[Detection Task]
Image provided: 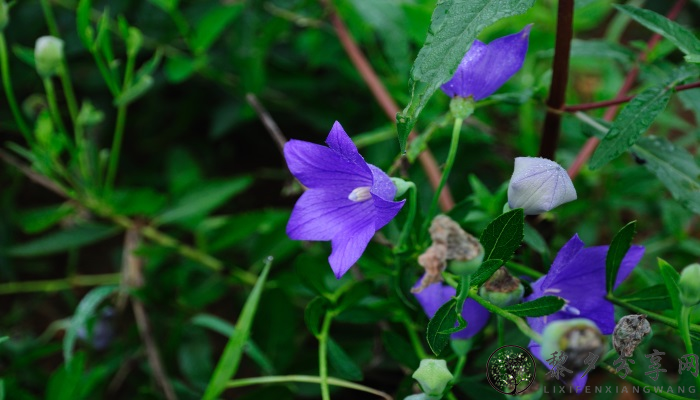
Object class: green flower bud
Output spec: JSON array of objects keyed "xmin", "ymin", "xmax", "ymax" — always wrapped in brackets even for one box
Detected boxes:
[
  {"xmin": 0, "ymin": 1, "xmax": 9, "ymax": 31},
  {"xmin": 448, "ymin": 245, "xmax": 483, "ymax": 276},
  {"xmin": 412, "ymin": 359, "xmax": 453, "ymax": 399},
  {"xmin": 391, "ymin": 177, "xmax": 412, "ymax": 198},
  {"xmin": 479, "ymin": 267, "xmax": 524, "ymax": 307},
  {"xmin": 404, "ymin": 394, "xmax": 428, "ymax": 400},
  {"xmin": 34, "ymin": 36, "xmax": 64, "ymax": 78},
  {"xmin": 540, "ymin": 318, "xmax": 605, "ymax": 372},
  {"xmin": 679, "ymin": 263, "xmax": 700, "ymax": 307},
  {"xmin": 449, "ymin": 96, "xmax": 475, "ymax": 120}
]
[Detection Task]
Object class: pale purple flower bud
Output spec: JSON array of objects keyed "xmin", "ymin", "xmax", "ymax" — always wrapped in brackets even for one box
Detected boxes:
[{"xmin": 508, "ymin": 157, "xmax": 577, "ymax": 215}]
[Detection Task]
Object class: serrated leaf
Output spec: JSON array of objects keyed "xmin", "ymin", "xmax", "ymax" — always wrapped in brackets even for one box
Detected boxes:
[
  {"xmin": 480, "ymin": 208, "xmax": 524, "ymax": 262},
  {"xmin": 618, "ymin": 284, "xmax": 671, "ymax": 310},
  {"xmin": 606, "ymin": 221, "xmax": 637, "ymax": 294},
  {"xmin": 634, "ymin": 136, "xmax": 700, "ymax": 214},
  {"xmin": 471, "ymin": 259, "xmax": 504, "ymax": 288},
  {"xmin": 590, "ymin": 85, "xmax": 671, "ymax": 169},
  {"xmin": 64, "ymin": 286, "xmax": 118, "ymax": 363},
  {"xmin": 502, "ymin": 296, "xmax": 564, "ymax": 317},
  {"xmin": 659, "ymin": 258, "xmax": 682, "ymax": 316},
  {"xmin": 7, "ymin": 224, "xmax": 120, "ymax": 257},
  {"xmin": 396, "ymin": 0, "xmax": 536, "ymax": 151},
  {"xmin": 615, "ymin": 5, "xmax": 700, "ymax": 55},
  {"xmin": 304, "ymin": 296, "xmax": 329, "ymax": 337},
  {"xmin": 426, "ymin": 299, "xmax": 457, "ymax": 355},
  {"xmin": 327, "ymin": 339, "xmax": 364, "ymax": 381}
]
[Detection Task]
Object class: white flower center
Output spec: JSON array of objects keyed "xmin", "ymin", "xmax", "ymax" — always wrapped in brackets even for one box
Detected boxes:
[{"xmin": 348, "ymin": 186, "xmax": 372, "ymax": 202}]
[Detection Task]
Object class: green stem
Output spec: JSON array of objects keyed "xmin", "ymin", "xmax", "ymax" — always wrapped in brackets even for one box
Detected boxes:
[
  {"xmin": 469, "ymin": 290, "xmax": 542, "ymax": 343},
  {"xmin": 43, "ymin": 77, "xmax": 68, "ymax": 135},
  {"xmin": 679, "ymin": 306, "xmax": 700, "ymax": 392},
  {"xmin": 506, "ymin": 261, "xmax": 544, "ymax": 279},
  {"xmin": 0, "ymin": 33, "xmax": 31, "ymax": 141},
  {"xmin": 0, "ymin": 273, "xmax": 121, "ymax": 295},
  {"xmin": 422, "ymin": 117, "xmax": 463, "ymax": 236},
  {"xmin": 608, "ymin": 295, "xmax": 700, "ymax": 333},
  {"xmin": 394, "ymin": 182, "xmax": 417, "ymax": 254},
  {"xmin": 104, "ymin": 52, "xmax": 136, "ymax": 191},
  {"xmin": 497, "ymin": 316, "xmax": 505, "ymax": 347},
  {"xmin": 402, "ymin": 315, "xmax": 429, "ymax": 360},
  {"xmin": 226, "ymin": 375, "xmax": 392, "ymax": 400},
  {"xmin": 452, "ymin": 354, "xmax": 467, "ymax": 383},
  {"xmin": 602, "ymin": 364, "xmax": 694, "ymax": 400},
  {"xmin": 318, "ymin": 312, "xmax": 333, "ymax": 400}
]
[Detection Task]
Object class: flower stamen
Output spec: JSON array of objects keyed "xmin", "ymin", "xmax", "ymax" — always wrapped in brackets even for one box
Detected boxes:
[{"xmin": 348, "ymin": 186, "xmax": 372, "ymax": 202}]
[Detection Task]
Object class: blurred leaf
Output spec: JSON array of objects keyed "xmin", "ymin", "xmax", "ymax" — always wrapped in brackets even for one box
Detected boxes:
[
  {"xmin": 471, "ymin": 259, "xmax": 504, "ymax": 288},
  {"xmin": 426, "ymin": 299, "xmax": 457, "ymax": 355},
  {"xmin": 618, "ymin": 284, "xmax": 671, "ymax": 310},
  {"xmin": 540, "ymin": 39, "xmax": 635, "ymax": 63},
  {"xmin": 148, "ymin": 0, "xmax": 178, "ymax": 12},
  {"xmin": 659, "ymin": 258, "xmax": 682, "ymax": 317},
  {"xmin": 156, "ymin": 177, "xmax": 253, "ymax": 225},
  {"xmin": 327, "ymin": 338, "xmax": 363, "ymax": 381},
  {"xmin": 635, "ymin": 136, "xmax": 700, "ymax": 214},
  {"xmin": 198, "ymin": 209, "xmax": 290, "ymax": 252},
  {"xmin": 523, "ymin": 223, "xmax": 548, "ymax": 255},
  {"xmin": 480, "ymin": 208, "xmax": 524, "ymax": 262},
  {"xmin": 7, "ymin": 224, "xmax": 120, "ymax": 257},
  {"xmin": 47, "ymin": 353, "xmax": 86, "ymax": 400},
  {"xmin": 15, "ymin": 204, "xmax": 75, "ymax": 234},
  {"xmin": 304, "ymin": 296, "xmax": 329, "ymax": 337},
  {"xmin": 502, "ymin": 296, "xmax": 564, "ymax": 317},
  {"xmin": 11, "ymin": 45, "xmax": 35, "ymax": 68},
  {"xmin": 108, "ymin": 187, "xmax": 166, "ymax": 216},
  {"xmin": 606, "ymin": 221, "xmax": 637, "ymax": 294},
  {"xmin": 178, "ymin": 327, "xmax": 214, "ymax": 388},
  {"xmin": 382, "ymin": 331, "xmax": 419, "ymax": 369},
  {"xmin": 164, "ymin": 55, "xmax": 199, "ymax": 83},
  {"xmin": 203, "ymin": 258, "xmax": 272, "ymax": 400},
  {"xmin": 190, "ymin": 5, "xmax": 244, "ymax": 53},
  {"xmin": 336, "ymin": 281, "xmax": 373, "ymax": 313},
  {"xmin": 167, "ymin": 147, "xmax": 203, "ymax": 195},
  {"xmin": 64, "ymin": 286, "xmax": 117, "ymax": 363},
  {"xmin": 615, "ymin": 5, "xmax": 700, "ymax": 55},
  {"xmin": 191, "ymin": 314, "xmax": 275, "ymax": 375},
  {"xmin": 294, "ymin": 253, "xmax": 339, "ymax": 297},
  {"xmin": 396, "ymin": 0, "xmax": 536, "ymax": 151},
  {"xmin": 590, "ymin": 85, "xmax": 672, "ymax": 169},
  {"xmin": 114, "ymin": 75, "xmax": 154, "ymax": 106}
]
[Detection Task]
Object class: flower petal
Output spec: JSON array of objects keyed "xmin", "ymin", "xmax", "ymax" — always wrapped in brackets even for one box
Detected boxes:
[
  {"xmin": 369, "ymin": 164, "xmax": 397, "ymax": 201},
  {"xmin": 372, "ymin": 194, "xmax": 405, "ymax": 231},
  {"xmin": 287, "ymin": 189, "xmax": 366, "ymax": 241},
  {"xmin": 284, "ymin": 139, "xmax": 372, "ymax": 190},
  {"xmin": 328, "ymin": 202, "xmax": 376, "ymax": 278},
  {"xmin": 441, "ymin": 25, "xmax": 531, "ymax": 100},
  {"xmin": 325, "ymin": 121, "xmax": 368, "ymax": 168}
]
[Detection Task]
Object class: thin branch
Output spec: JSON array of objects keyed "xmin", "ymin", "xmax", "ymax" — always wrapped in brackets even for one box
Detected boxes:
[
  {"xmin": 567, "ymin": 0, "xmax": 688, "ymax": 179},
  {"xmin": 539, "ymin": 0, "xmax": 575, "ymax": 160},
  {"xmin": 563, "ymin": 81, "xmax": 700, "ymax": 112},
  {"xmin": 246, "ymin": 93, "xmax": 288, "ymax": 156},
  {"xmin": 319, "ymin": 0, "xmax": 454, "ymax": 211}
]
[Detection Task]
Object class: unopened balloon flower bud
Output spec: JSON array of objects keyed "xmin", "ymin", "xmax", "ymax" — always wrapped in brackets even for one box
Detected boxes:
[
  {"xmin": 34, "ymin": 36, "xmax": 64, "ymax": 78},
  {"xmin": 479, "ymin": 267, "xmax": 524, "ymax": 307},
  {"xmin": 508, "ymin": 157, "xmax": 576, "ymax": 215},
  {"xmin": 541, "ymin": 318, "xmax": 605, "ymax": 372},
  {"xmin": 0, "ymin": 1, "xmax": 8, "ymax": 31},
  {"xmin": 391, "ymin": 177, "xmax": 413, "ymax": 198},
  {"xmin": 679, "ymin": 263, "xmax": 700, "ymax": 307},
  {"xmin": 412, "ymin": 359, "xmax": 453, "ymax": 399},
  {"xmin": 613, "ymin": 314, "xmax": 651, "ymax": 357}
]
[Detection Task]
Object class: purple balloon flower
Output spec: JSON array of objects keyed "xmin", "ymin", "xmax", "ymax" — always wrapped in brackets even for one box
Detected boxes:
[
  {"xmin": 284, "ymin": 121, "xmax": 405, "ymax": 278},
  {"xmin": 413, "ymin": 276, "xmax": 490, "ymax": 339},
  {"xmin": 441, "ymin": 25, "xmax": 531, "ymax": 100},
  {"xmin": 526, "ymin": 234, "xmax": 644, "ymax": 389}
]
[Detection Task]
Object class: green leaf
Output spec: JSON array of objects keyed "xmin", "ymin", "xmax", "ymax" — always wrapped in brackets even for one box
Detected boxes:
[
  {"xmin": 304, "ymin": 296, "xmax": 330, "ymax": 337},
  {"xmin": 113, "ymin": 75, "xmax": 154, "ymax": 106},
  {"xmin": 539, "ymin": 39, "xmax": 635, "ymax": 64},
  {"xmin": 502, "ymin": 296, "xmax": 564, "ymax": 317},
  {"xmin": 156, "ymin": 177, "xmax": 253, "ymax": 225},
  {"xmin": 685, "ymin": 54, "xmax": 700, "ymax": 63},
  {"xmin": 471, "ymin": 259, "xmax": 504, "ymax": 288},
  {"xmin": 47, "ymin": 353, "xmax": 86, "ymax": 400},
  {"xmin": 190, "ymin": 313, "xmax": 275, "ymax": 375},
  {"xmin": 523, "ymin": 223, "xmax": 548, "ymax": 255},
  {"xmin": 618, "ymin": 284, "xmax": 671, "ymax": 310},
  {"xmin": 590, "ymin": 84, "xmax": 672, "ymax": 169},
  {"xmin": 480, "ymin": 208, "xmax": 524, "ymax": 262},
  {"xmin": 659, "ymin": 258, "xmax": 682, "ymax": 316},
  {"xmin": 203, "ymin": 257, "xmax": 273, "ymax": 400},
  {"xmin": 634, "ymin": 136, "xmax": 700, "ymax": 214},
  {"xmin": 615, "ymin": 5, "xmax": 700, "ymax": 55},
  {"xmin": 382, "ymin": 331, "xmax": 420, "ymax": 369},
  {"xmin": 15, "ymin": 204, "xmax": 75, "ymax": 234},
  {"xmin": 396, "ymin": 0, "xmax": 536, "ymax": 151},
  {"xmin": 336, "ymin": 281, "xmax": 373, "ymax": 313},
  {"xmin": 63, "ymin": 286, "xmax": 117, "ymax": 363},
  {"xmin": 190, "ymin": 5, "xmax": 244, "ymax": 53},
  {"xmin": 426, "ymin": 299, "xmax": 457, "ymax": 355},
  {"xmin": 327, "ymin": 338, "xmax": 364, "ymax": 381},
  {"xmin": 606, "ymin": 221, "xmax": 637, "ymax": 294},
  {"xmin": 164, "ymin": 55, "xmax": 199, "ymax": 83},
  {"xmin": 7, "ymin": 223, "xmax": 120, "ymax": 257}
]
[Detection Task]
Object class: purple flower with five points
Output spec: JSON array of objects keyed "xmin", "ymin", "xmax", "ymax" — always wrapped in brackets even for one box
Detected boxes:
[
  {"xmin": 526, "ymin": 234, "xmax": 644, "ymax": 388},
  {"xmin": 413, "ymin": 277, "xmax": 490, "ymax": 339},
  {"xmin": 284, "ymin": 122, "xmax": 405, "ymax": 278},
  {"xmin": 441, "ymin": 25, "xmax": 531, "ymax": 100}
]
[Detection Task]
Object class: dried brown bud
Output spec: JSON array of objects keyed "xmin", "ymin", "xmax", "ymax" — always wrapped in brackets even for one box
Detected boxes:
[
  {"xmin": 479, "ymin": 267, "xmax": 524, "ymax": 307},
  {"xmin": 613, "ymin": 314, "xmax": 651, "ymax": 357}
]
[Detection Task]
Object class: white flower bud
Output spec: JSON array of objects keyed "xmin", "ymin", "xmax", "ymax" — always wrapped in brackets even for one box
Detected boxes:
[
  {"xmin": 507, "ymin": 157, "xmax": 577, "ymax": 215},
  {"xmin": 34, "ymin": 36, "xmax": 64, "ymax": 78}
]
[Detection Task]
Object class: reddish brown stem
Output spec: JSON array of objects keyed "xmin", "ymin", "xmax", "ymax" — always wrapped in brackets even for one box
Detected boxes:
[
  {"xmin": 539, "ymin": 0, "xmax": 575, "ymax": 160},
  {"xmin": 567, "ymin": 0, "xmax": 688, "ymax": 179},
  {"xmin": 564, "ymin": 81, "xmax": 700, "ymax": 112},
  {"xmin": 322, "ymin": 0, "xmax": 454, "ymax": 211}
]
